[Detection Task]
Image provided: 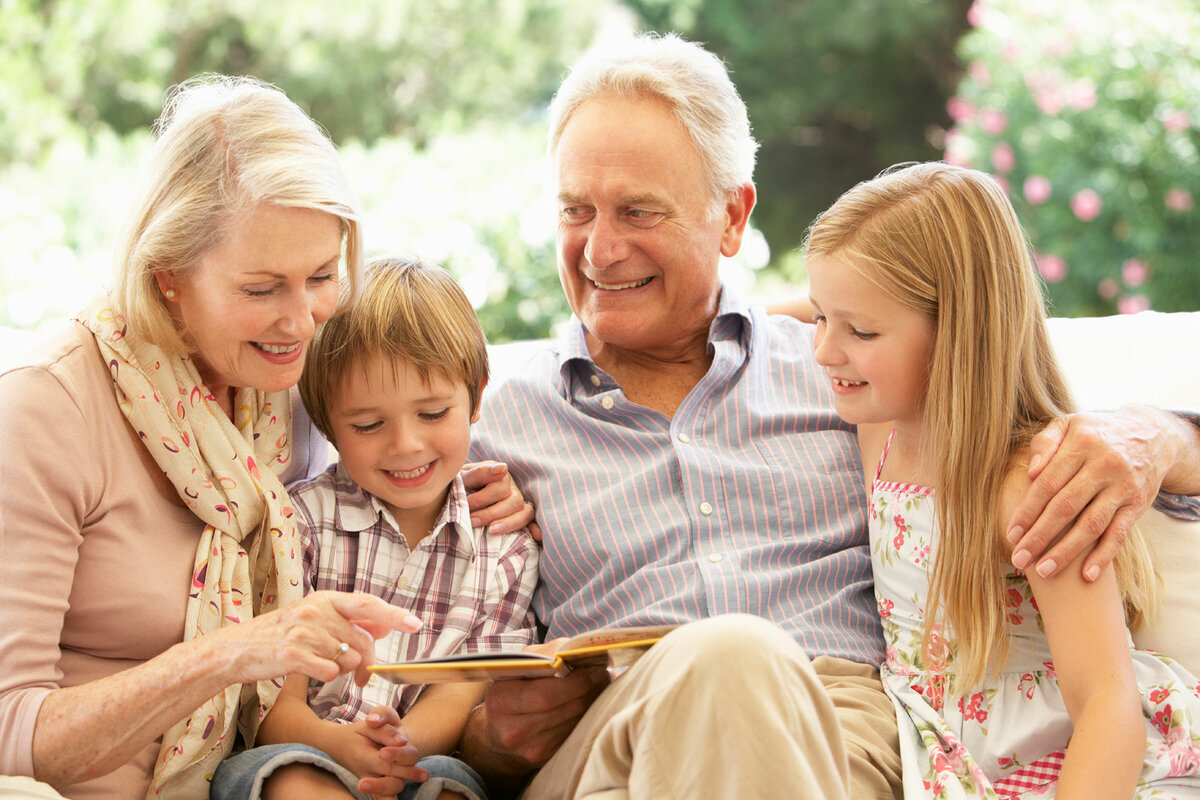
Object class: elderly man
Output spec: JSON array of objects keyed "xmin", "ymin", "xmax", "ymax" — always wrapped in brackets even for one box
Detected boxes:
[{"xmin": 463, "ymin": 33, "xmax": 1200, "ymax": 799}]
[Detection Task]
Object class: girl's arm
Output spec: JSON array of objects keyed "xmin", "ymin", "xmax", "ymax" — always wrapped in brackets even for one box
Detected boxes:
[
  {"xmin": 1001, "ymin": 470, "xmax": 1144, "ymax": 800},
  {"xmin": 765, "ymin": 294, "xmax": 817, "ymax": 324}
]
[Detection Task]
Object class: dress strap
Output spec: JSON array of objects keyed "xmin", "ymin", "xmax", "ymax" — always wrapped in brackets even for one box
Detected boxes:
[{"xmin": 874, "ymin": 427, "xmax": 896, "ymax": 482}]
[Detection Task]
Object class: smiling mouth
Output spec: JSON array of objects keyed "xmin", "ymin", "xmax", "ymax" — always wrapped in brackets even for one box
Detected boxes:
[
  {"xmin": 386, "ymin": 464, "xmax": 432, "ymax": 480},
  {"xmin": 253, "ymin": 342, "xmax": 301, "ymax": 355},
  {"xmin": 832, "ymin": 378, "xmax": 865, "ymax": 387},
  {"xmin": 591, "ymin": 277, "xmax": 652, "ymax": 291}
]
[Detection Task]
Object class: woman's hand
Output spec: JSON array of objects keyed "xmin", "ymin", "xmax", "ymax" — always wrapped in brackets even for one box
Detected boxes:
[
  {"xmin": 461, "ymin": 461, "xmax": 540, "ymax": 540},
  {"xmin": 212, "ymin": 591, "xmax": 423, "ymax": 687}
]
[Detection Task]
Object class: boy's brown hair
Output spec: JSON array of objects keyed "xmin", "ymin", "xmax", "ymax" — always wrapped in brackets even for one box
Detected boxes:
[{"xmin": 299, "ymin": 256, "xmax": 489, "ymax": 445}]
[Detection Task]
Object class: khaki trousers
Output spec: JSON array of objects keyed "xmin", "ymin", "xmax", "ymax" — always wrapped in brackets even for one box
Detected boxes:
[{"xmin": 521, "ymin": 614, "xmax": 901, "ymax": 800}]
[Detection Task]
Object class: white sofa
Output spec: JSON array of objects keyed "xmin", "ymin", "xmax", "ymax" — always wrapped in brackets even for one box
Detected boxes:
[
  {"xmin": 3, "ymin": 311, "xmax": 1198, "ymax": 672},
  {"xmin": 487, "ymin": 310, "xmax": 1200, "ymax": 675}
]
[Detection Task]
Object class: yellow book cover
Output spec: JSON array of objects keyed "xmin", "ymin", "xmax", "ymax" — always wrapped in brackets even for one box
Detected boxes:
[{"xmin": 368, "ymin": 624, "xmax": 679, "ymax": 684}]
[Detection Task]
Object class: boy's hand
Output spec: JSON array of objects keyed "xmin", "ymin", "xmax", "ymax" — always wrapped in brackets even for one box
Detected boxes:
[{"xmin": 324, "ymin": 705, "xmax": 428, "ymax": 797}]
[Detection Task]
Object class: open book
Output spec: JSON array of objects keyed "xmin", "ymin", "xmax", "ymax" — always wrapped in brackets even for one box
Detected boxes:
[{"xmin": 368, "ymin": 624, "xmax": 679, "ymax": 684}]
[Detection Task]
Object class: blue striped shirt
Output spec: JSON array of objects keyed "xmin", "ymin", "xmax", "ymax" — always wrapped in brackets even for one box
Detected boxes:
[{"xmin": 471, "ymin": 289, "xmax": 885, "ymax": 665}]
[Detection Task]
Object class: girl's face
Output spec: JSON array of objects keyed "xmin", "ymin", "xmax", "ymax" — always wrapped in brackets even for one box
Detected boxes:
[
  {"xmin": 808, "ymin": 252, "xmax": 936, "ymax": 429},
  {"xmin": 159, "ymin": 203, "xmax": 343, "ymax": 402}
]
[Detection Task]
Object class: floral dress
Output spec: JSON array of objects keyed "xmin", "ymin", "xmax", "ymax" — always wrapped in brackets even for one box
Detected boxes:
[{"xmin": 870, "ymin": 439, "xmax": 1200, "ymax": 799}]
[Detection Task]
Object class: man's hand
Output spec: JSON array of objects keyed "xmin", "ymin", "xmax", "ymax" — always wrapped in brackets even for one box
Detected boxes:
[
  {"xmin": 1006, "ymin": 406, "xmax": 1197, "ymax": 580},
  {"xmin": 460, "ymin": 642, "xmax": 609, "ymax": 790},
  {"xmin": 461, "ymin": 461, "xmax": 541, "ymax": 540}
]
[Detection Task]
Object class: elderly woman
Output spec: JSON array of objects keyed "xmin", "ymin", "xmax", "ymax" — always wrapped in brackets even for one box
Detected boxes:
[{"xmin": 0, "ymin": 76, "xmax": 526, "ymax": 799}]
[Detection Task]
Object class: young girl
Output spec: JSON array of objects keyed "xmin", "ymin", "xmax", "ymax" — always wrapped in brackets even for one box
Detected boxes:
[{"xmin": 805, "ymin": 161, "xmax": 1200, "ymax": 798}]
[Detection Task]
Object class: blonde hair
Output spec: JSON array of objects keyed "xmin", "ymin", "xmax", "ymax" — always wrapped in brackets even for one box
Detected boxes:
[
  {"xmin": 111, "ymin": 74, "xmax": 363, "ymax": 356},
  {"xmin": 805, "ymin": 162, "xmax": 1159, "ymax": 689},
  {"xmin": 548, "ymin": 32, "xmax": 758, "ymax": 214},
  {"xmin": 299, "ymin": 257, "xmax": 490, "ymax": 446}
]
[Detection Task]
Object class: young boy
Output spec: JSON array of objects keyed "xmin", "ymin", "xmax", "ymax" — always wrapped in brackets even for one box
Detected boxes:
[{"xmin": 211, "ymin": 257, "xmax": 540, "ymax": 800}]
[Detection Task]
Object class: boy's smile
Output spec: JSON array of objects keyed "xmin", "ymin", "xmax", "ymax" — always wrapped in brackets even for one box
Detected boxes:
[{"xmin": 328, "ymin": 354, "xmax": 479, "ymax": 547}]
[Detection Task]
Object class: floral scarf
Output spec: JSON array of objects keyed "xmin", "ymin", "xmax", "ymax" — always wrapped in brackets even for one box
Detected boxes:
[{"xmin": 78, "ymin": 299, "xmax": 304, "ymax": 798}]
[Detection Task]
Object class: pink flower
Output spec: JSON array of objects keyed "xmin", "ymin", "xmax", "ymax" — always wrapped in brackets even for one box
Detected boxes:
[
  {"xmin": 968, "ymin": 60, "xmax": 991, "ymax": 87},
  {"xmin": 1066, "ymin": 78, "xmax": 1097, "ymax": 111},
  {"xmin": 991, "ymin": 142, "xmax": 1015, "ymax": 173},
  {"xmin": 967, "ymin": 2, "xmax": 984, "ymax": 27},
  {"xmin": 1122, "ymin": 258, "xmax": 1149, "ymax": 287},
  {"xmin": 1151, "ymin": 687, "xmax": 1172, "ymax": 704},
  {"xmin": 1163, "ymin": 109, "xmax": 1192, "ymax": 134},
  {"xmin": 1166, "ymin": 188, "xmax": 1194, "ymax": 212},
  {"xmin": 947, "ymin": 97, "xmax": 976, "ymax": 123},
  {"xmin": 1118, "ymin": 295, "xmax": 1150, "ymax": 315},
  {"xmin": 1035, "ymin": 88, "xmax": 1064, "ymax": 115},
  {"xmin": 1097, "ymin": 278, "xmax": 1119, "ymax": 299},
  {"xmin": 1024, "ymin": 175, "xmax": 1053, "ymax": 204},
  {"xmin": 1071, "ymin": 188, "xmax": 1103, "ymax": 221},
  {"xmin": 878, "ymin": 597, "xmax": 894, "ymax": 619},
  {"xmin": 981, "ymin": 109, "xmax": 1008, "ymax": 136},
  {"xmin": 1037, "ymin": 254, "xmax": 1068, "ymax": 283},
  {"xmin": 1002, "ymin": 40, "xmax": 1021, "ymax": 63}
]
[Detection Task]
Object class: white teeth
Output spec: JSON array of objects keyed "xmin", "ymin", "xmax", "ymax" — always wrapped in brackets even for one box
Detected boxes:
[
  {"xmin": 592, "ymin": 278, "xmax": 651, "ymax": 291},
  {"xmin": 256, "ymin": 342, "xmax": 301, "ymax": 354},
  {"xmin": 386, "ymin": 464, "xmax": 431, "ymax": 480},
  {"xmin": 833, "ymin": 378, "xmax": 865, "ymax": 387}
]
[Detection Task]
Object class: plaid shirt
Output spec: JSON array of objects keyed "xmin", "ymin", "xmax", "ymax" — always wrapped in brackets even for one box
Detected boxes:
[{"xmin": 290, "ymin": 463, "xmax": 539, "ymax": 722}]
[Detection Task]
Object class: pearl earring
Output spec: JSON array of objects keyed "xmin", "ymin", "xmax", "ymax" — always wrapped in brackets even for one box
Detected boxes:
[{"xmin": 164, "ymin": 289, "xmax": 177, "ymax": 299}]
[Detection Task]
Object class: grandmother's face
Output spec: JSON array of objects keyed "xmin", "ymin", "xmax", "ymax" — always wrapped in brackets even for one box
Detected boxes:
[{"xmin": 159, "ymin": 203, "xmax": 342, "ymax": 399}]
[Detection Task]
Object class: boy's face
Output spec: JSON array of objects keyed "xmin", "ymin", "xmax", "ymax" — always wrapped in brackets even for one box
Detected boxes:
[{"xmin": 328, "ymin": 353, "xmax": 478, "ymax": 540}]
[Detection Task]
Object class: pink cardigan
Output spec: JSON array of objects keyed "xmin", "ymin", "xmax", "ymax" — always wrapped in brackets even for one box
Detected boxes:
[{"xmin": 0, "ymin": 323, "xmax": 325, "ymax": 799}]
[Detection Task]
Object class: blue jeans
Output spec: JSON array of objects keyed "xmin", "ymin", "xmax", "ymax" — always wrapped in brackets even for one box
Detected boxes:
[{"xmin": 210, "ymin": 743, "xmax": 487, "ymax": 800}]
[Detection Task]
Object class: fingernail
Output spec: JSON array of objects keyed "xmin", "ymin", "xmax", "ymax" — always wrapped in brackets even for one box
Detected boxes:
[
  {"xmin": 367, "ymin": 712, "xmax": 381, "ymax": 723},
  {"xmin": 470, "ymin": 517, "xmax": 482, "ymax": 528},
  {"xmin": 491, "ymin": 464, "xmax": 505, "ymax": 473},
  {"xmin": 1035, "ymin": 559, "xmax": 1056, "ymax": 579},
  {"xmin": 1029, "ymin": 454, "xmax": 1042, "ymax": 472},
  {"xmin": 1085, "ymin": 565, "xmax": 1101, "ymax": 582},
  {"xmin": 490, "ymin": 523, "xmax": 506, "ymax": 535},
  {"xmin": 405, "ymin": 614, "xmax": 423, "ymax": 629},
  {"xmin": 1006, "ymin": 525, "xmax": 1024, "ymax": 545},
  {"xmin": 1012, "ymin": 550, "xmax": 1031, "ymax": 569}
]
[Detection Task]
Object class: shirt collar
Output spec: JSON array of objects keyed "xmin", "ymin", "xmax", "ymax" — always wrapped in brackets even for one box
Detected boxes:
[{"xmin": 330, "ymin": 463, "xmax": 477, "ymax": 555}]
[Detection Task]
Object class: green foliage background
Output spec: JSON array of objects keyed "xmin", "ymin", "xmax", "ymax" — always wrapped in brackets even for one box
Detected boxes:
[{"xmin": 1, "ymin": 0, "xmax": 1196, "ymax": 343}]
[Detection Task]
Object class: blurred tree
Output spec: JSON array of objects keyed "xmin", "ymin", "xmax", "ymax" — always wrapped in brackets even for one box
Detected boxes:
[
  {"xmin": 624, "ymin": 0, "xmax": 972, "ymax": 276},
  {"xmin": 947, "ymin": 0, "xmax": 1200, "ymax": 315},
  {"xmin": 0, "ymin": 0, "xmax": 598, "ymax": 164}
]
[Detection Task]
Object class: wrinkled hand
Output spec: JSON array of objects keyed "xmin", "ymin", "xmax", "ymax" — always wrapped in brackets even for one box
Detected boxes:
[
  {"xmin": 479, "ymin": 640, "xmax": 609, "ymax": 768},
  {"xmin": 214, "ymin": 591, "xmax": 423, "ymax": 687},
  {"xmin": 462, "ymin": 460, "xmax": 541, "ymax": 540},
  {"xmin": 1006, "ymin": 408, "xmax": 1170, "ymax": 580}
]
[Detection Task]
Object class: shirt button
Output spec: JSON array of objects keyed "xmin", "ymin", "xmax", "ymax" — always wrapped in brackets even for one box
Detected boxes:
[
  {"xmin": 699, "ymin": 501, "xmax": 713, "ymax": 515},
  {"xmin": 708, "ymin": 553, "xmax": 723, "ymax": 563},
  {"xmin": 590, "ymin": 374, "xmax": 602, "ymax": 386},
  {"xmin": 678, "ymin": 433, "xmax": 691, "ymax": 443},
  {"xmin": 396, "ymin": 576, "xmax": 409, "ymax": 589},
  {"xmin": 601, "ymin": 396, "xmax": 614, "ymax": 410}
]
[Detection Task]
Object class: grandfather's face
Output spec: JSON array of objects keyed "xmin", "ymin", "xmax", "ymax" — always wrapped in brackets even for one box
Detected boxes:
[{"xmin": 554, "ymin": 95, "xmax": 748, "ymax": 358}]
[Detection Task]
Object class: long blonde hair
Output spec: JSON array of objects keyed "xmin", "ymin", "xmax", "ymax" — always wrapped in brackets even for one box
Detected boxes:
[{"xmin": 806, "ymin": 162, "xmax": 1158, "ymax": 688}]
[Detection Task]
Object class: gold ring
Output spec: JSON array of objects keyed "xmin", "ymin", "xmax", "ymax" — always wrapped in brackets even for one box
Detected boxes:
[{"xmin": 334, "ymin": 642, "xmax": 350, "ymax": 660}]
